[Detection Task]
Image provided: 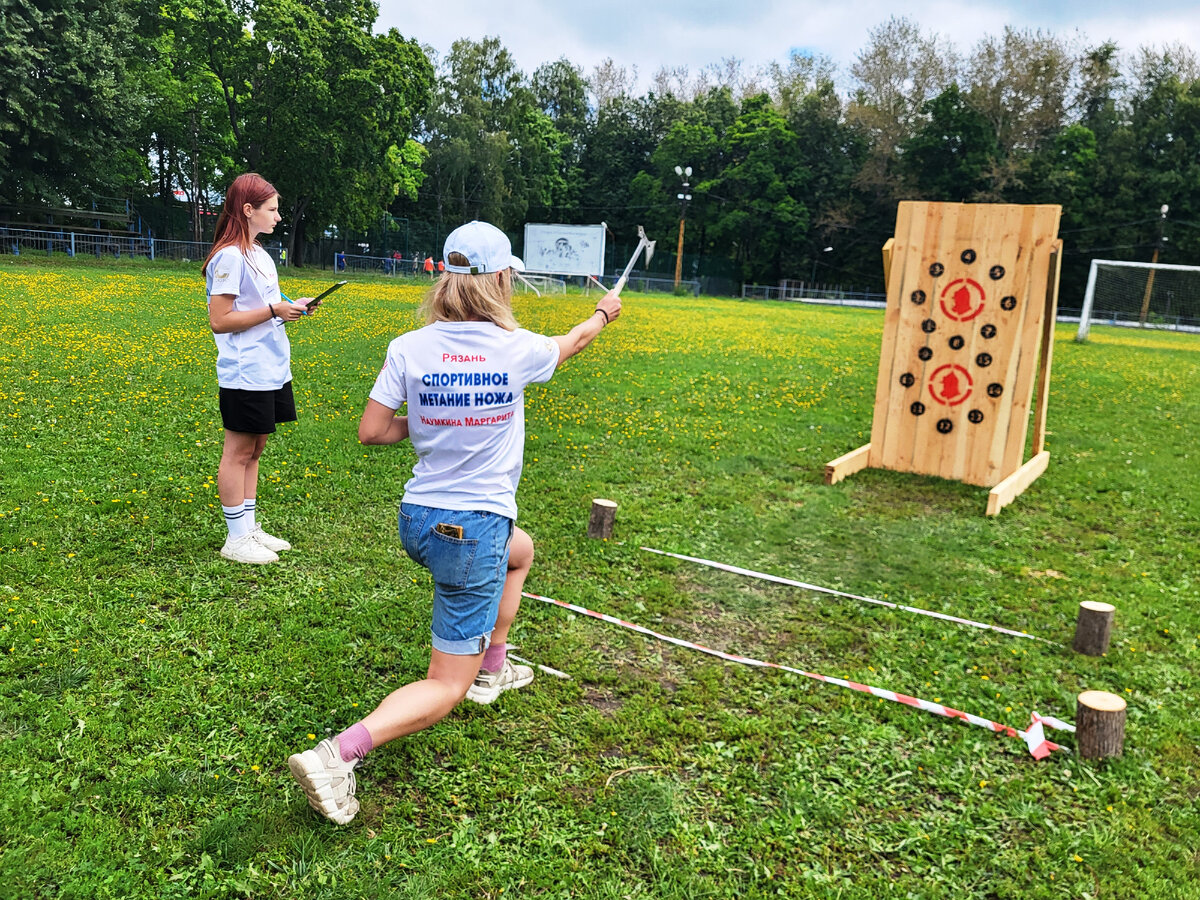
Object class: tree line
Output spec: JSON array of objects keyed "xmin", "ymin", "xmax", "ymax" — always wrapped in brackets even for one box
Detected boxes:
[{"xmin": 4, "ymin": 1, "xmax": 1200, "ymax": 295}]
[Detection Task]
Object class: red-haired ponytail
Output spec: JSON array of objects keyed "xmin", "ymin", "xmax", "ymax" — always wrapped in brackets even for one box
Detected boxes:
[{"xmin": 202, "ymin": 173, "xmax": 280, "ymax": 274}]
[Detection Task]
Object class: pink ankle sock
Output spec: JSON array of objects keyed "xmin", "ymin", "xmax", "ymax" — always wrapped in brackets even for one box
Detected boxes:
[
  {"xmin": 481, "ymin": 641, "xmax": 507, "ymax": 673},
  {"xmin": 336, "ymin": 722, "xmax": 373, "ymax": 762}
]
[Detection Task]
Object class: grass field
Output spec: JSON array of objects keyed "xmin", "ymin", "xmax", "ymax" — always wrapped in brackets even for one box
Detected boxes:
[{"xmin": 1, "ymin": 257, "xmax": 1198, "ymax": 899}]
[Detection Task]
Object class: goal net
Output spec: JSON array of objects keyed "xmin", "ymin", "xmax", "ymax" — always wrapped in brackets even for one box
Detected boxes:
[
  {"xmin": 514, "ymin": 273, "xmax": 567, "ymax": 295},
  {"xmin": 1076, "ymin": 259, "xmax": 1200, "ymax": 340}
]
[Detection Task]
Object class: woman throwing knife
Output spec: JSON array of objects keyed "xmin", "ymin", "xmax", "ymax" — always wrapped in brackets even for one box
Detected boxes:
[
  {"xmin": 289, "ymin": 220, "xmax": 621, "ymax": 824},
  {"xmin": 203, "ymin": 173, "xmax": 310, "ymax": 564}
]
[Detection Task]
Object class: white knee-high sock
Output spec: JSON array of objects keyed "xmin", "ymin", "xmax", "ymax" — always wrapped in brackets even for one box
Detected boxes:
[{"xmin": 223, "ymin": 503, "xmax": 250, "ymax": 539}]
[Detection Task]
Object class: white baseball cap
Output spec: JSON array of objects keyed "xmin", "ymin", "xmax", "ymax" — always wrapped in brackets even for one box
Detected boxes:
[{"xmin": 442, "ymin": 221, "xmax": 525, "ymax": 274}]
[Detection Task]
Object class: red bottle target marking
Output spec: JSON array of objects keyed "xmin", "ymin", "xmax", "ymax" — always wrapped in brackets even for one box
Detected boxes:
[
  {"xmin": 939, "ymin": 278, "xmax": 986, "ymax": 322},
  {"xmin": 928, "ymin": 364, "xmax": 974, "ymax": 406}
]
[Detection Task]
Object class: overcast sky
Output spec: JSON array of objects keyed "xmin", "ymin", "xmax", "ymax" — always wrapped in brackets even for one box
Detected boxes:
[{"xmin": 377, "ymin": 0, "xmax": 1200, "ymax": 90}]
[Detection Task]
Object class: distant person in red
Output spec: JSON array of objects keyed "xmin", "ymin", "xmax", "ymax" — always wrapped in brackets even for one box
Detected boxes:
[
  {"xmin": 424, "ymin": 255, "xmax": 434, "ymax": 278},
  {"xmin": 437, "ymin": 259, "xmax": 445, "ymax": 274}
]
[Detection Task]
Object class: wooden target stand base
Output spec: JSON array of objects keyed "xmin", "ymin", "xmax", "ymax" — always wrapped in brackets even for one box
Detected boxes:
[{"xmin": 825, "ymin": 202, "xmax": 1063, "ymax": 515}]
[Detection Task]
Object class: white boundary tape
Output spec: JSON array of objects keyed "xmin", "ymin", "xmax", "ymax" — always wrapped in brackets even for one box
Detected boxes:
[
  {"xmin": 524, "ymin": 589, "xmax": 1072, "ymax": 758},
  {"xmin": 508, "ymin": 652, "xmax": 572, "ymax": 680},
  {"xmin": 641, "ymin": 546, "xmax": 1059, "ymax": 646}
]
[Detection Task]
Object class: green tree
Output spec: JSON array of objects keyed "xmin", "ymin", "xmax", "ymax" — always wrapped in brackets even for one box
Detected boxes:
[
  {"xmin": 901, "ymin": 84, "xmax": 999, "ymax": 201},
  {"xmin": 413, "ymin": 37, "xmax": 563, "ymax": 239},
  {"xmin": 780, "ymin": 72, "xmax": 870, "ymax": 289},
  {"xmin": 0, "ymin": 0, "xmax": 146, "ymax": 205},
  {"xmin": 576, "ymin": 93, "xmax": 682, "ymax": 250},
  {"xmin": 159, "ymin": 0, "xmax": 432, "ymax": 259},
  {"xmin": 701, "ymin": 95, "xmax": 809, "ymax": 283},
  {"xmin": 531, "ymin": 58, "xmax": 590, "ymax": 214}
]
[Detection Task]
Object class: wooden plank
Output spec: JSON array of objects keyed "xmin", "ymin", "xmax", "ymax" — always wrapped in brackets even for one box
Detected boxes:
[
  {"xmin": 824, "ymin": 444, "xmax": 871, "ymax": 485},
  {"xmin": 1031, "ymin": 240, "xmax": 1063, "ymax": 455},
  {"xmin": 963, "ymin": 203, "xmax": 1032, "ymax": 486},
  {"xmin": 870, "ymin": 203, "xmax": 927, "ymax": 470},
  {"xmin": 1000, "ymin": 206, "xmax": 1062, "ymax": 477},
  {"xmin": 907, "ymin": 202, "xmax": 979, "ymax": 479},
  {"xmin": 877, "ymin": 201, "xmax": 945, "ymax": 474},
  {"xmin": 985, "ymin": 450, "xmax": 1050, "ymax": 515},
  {"xmin": 935, "ymin": 202, "xmax": 989, "ymax": 482},
  {"xmin": 882, "ymin": 202, "xmax": 936, "ymax": 473},
  {"xmin": 882, "ymin": 237, "xmax": 895, "ymax": 288}
]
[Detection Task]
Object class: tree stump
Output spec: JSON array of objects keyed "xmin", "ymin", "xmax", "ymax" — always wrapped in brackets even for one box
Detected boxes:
[
  {"xmin": 1072, "ymin": 601, "xmax": 1115, "ymax": 656},
  {"xmin": 1076, "ymin": 690, "xmax": 1126, "ymax": 759},
  {"xmin": 587, "ymin": 498, "xmax": 617, "ymax": 539}
]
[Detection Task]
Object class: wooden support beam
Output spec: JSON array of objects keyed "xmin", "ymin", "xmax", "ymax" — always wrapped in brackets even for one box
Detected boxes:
[
  {"xmin": 1031, "ymin": 240, "xmax": 1062, "ymax": 455},
  {"xmin": 985, "ymin": 450, "xmax": 1049, "ymax": 516},
  {"xmin": 824, "ymin": 444, "xmax": 871, "ymax": 485}
]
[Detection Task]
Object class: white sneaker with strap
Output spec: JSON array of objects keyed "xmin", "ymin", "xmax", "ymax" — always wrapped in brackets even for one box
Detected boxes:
[
  {"xmin": 288, "ymin": 737, "xmax": 360, "ymax": 825},
  {"xmin": 220, "ymin": 532, "xmax": 278, "ymax": 564},
  {"xmin": 466, "ymin": 657, "xmax": 534, "ymax": 705},
  {"xmin": 251, "ymin": 525, "xmax": 291, "ymax": 552}
]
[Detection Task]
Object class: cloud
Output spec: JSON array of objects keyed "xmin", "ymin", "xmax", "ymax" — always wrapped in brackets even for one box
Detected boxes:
[{"xmin": 377, "ymin": 0, "xmax": 1200, "ymax": 90}]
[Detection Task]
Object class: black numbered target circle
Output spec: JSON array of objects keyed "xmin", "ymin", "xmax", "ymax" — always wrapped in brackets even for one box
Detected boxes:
[
  {"xmin": 987, "ymin": 382, "xmax": 1004, "ymax": 398},
  {"xmin": 911, "ymin": 289, "xmax": 927, "ymax": 305},
  {"xmin": 918, "ymin": 347, "xmax": 933, "ymax": 361},
  {"xmin": 976, "ymin": 352, "xmax": 993, "ymax": 367},
  {"xmin": 961, "ymin": 249, "xmax": 976, "ymax": 264},
  {"xmin": 929, "ymin": 262, "xmax": 944, "ymax": 277},
  {"xmin": 980, "ymin": 323, "xmax": 997, "ymax": 339},
  {"xmin": 968, "ymin": 409, "xmax": 985, "ymax": 424},
  {"xmin": 910, "ymin": 401, "xmax": 926, "ymax": 416},
  {"xmin": 899, "ymin": 372, "xmax": 915, "ymax": 388},
  {"xmin": 921, "ymin": 318, "xmax": 937, "ymax": 334},
  {"xmin": 1000, "ymin": 295, "xmax": 1017, "ymax": 311},
  {"xmin": 948, "ymin": 335, "xmax": 964, "ymax": 350},
  {"xmin": 989, "ymin": 265, "xmax": 1005, "ymax": 280},
  {"xmin": 936, "ymin": 418, "xmax": 954, "ymax": 434}
]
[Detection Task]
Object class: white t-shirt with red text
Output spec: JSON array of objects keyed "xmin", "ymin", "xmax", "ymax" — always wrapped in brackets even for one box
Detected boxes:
[{"xmin": 369, "ymin": 321, "xmax": 560, "ymax": 519}]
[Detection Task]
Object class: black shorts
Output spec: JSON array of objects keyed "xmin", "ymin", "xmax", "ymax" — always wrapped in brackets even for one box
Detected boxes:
[{"xmin": 219, "ymin": 382, "xmax": 297, "ymax": 434}]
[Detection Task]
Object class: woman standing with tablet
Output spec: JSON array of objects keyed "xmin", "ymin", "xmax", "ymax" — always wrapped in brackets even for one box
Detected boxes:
[{"xmin": 202, "ymin": 173, "xmax": 310, "ymax": 564}]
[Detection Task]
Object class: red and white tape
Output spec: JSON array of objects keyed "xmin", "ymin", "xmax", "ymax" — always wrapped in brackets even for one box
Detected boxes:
[
  {"xmin": 641, "ymin": 546, "xmax": 1058, "ymax": 646},
  {"xmin": 524, "ymin": 589, "xmax": 1071, "ymax": 758}
]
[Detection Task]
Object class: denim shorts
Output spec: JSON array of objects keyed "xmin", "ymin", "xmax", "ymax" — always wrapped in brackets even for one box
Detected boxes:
[{"xmin": 397, "ymin": 503, "xmax": 514, "ymax": 655}]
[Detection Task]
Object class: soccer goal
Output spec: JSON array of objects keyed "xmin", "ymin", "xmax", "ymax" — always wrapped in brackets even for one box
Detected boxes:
[
  {"xmin": 514, "ymin": 273, "xmax": 567, "ymax": 296},
  {"xmin": 1076, "ymin": 259, "xmax": 1200, "ymax": 340}
]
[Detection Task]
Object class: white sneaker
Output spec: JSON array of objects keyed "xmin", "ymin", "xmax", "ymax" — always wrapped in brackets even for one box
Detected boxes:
[
  {"xmin": 251, "ymin": 525, "xmax": 291, "ymax": 552},
  {"xmin": 288, "ymin": 737, "xmax": 360, "ymax": 825},
  {"xmin": 220, "ymin": 533, "xmax": 278, "ymax": 564},
  {"xmin": 466, "ymin": 657, "xmax": 534, "ymax": 705}
]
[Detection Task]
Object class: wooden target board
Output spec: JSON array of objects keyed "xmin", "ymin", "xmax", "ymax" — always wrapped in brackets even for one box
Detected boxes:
[{"xmin": 826, "ymin": 202, "xmax": 1063, "ymax": 515}]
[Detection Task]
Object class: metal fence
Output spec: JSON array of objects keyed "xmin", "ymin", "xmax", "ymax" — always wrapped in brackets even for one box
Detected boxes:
[
  {"xmin": 332, "ymin": 252, "xmax": 427, "ymax": 277},
  {"xmin": 602, "ymin": 272, "xmax": 701, "ymax": 295},
  {"xmin": 1, "ymin": 226, "xmax": 151, "ymax": 259},
  {"xmin": 149, "ymin": 237, "xmax": 211, "ymax": 262},
  {"xmin": 742, "ymin": 282, "xmax": 887, "ymax": 308}
]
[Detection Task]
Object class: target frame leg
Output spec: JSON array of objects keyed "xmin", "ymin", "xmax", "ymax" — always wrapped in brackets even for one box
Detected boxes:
[
  {"xmin": 985, "ymin": 450, "xmax": 1049, "ymax": 516},
  {"xmin": 825, "ymin": 444, "xmax": 871, "ymax": 485}
]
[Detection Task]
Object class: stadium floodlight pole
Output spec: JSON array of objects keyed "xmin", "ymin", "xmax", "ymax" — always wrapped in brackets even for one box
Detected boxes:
[
  {"xmin": 1139, "ymin": 204, "xmax": 1169, "ymax": 326},
  {"xmin": 810, "ymin": 245, "xmax": 833, "ymax": 286},
  {"xmin": 673, "ymin": 165, "xmax": 692, "ymax": 291}
]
